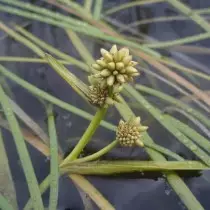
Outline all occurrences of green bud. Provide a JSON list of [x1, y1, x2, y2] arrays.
[[96, 59, 107, 67], [116, 74, 125, 83], [105, 97, 115, 105], [107, 75, 115, 86], [122, 55, 132, 66], [110, 45, 118, 54], [126, 66, 138, 74], [113, 70, 118, 75], [130, 61, 138, 66], [116, 62, 124, 70], [92, 63, 102, 70], [138, 126, 148, 132], [131, 72, 140, 77], [100, 69, 111, 77], [107, 62, 115, 70], [118, 48, 129, 58], [133, 117, 141, 125]]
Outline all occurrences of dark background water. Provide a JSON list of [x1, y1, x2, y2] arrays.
[[0, 0, 210, 209]]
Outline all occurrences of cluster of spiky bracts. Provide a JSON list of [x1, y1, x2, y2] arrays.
[[89, 45, 139, 88], [116, 117, 148, 147], [88, 45, 139, 107]]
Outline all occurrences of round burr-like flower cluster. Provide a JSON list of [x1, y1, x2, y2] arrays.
[[90, 45, 139, 88], [88, 85, 109, 107], [116, 117, 148, 147], [88, 84, 122, 107]]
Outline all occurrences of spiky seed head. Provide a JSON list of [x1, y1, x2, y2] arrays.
[[116, 117, 148, 147], [90, 45, 139, 88]]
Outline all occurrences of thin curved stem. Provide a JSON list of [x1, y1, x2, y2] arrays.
[[136, 140, 184, 161], [61, 107, 108, 165], [61, 140, 118, 168]]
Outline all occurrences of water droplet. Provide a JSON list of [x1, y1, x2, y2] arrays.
[[190, 145, 197, 151], [66, 121, 72, 128], [63, 114, 70, 120], [165, 189, 171, 195]]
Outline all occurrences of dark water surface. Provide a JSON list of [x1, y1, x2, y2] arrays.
[[0, 0, 210, 209]]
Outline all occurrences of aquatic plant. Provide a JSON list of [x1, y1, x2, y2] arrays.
[[0, 0, 210, 210]]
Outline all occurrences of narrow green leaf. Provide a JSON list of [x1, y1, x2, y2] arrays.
[[0, 64, 115, 131], [47, 105, 59, 210], [0, 129, 17, 209], [135, 84, 210, 128], [61, 160, 209, 175], [93, 0, 103, 20], [45, 54, 90, 101], [125, 85, 210, 166], [0, 194, 14, 210], [0, 85, 44, 210]]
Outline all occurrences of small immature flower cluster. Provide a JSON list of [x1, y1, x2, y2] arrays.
[[87, 45, 139, 107], [116, 117, 148, 147]]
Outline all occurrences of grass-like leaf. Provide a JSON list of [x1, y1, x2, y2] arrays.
[[45, 54, 90, 102], [135, 84, 210, 128], [0, 64, 115, 131], [125, 85, 210, 166], [0, 129, 17, 209], [61, 160, 209, 175], [47, 105, 59, 210], [0, 85, 44, 210], [0, 194, 14, 210]]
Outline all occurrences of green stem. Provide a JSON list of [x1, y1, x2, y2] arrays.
[[61, 140, 118, 167], [138, 140, 185, 161], [47, 105, 59, 210], [61, 160, 208, 175], [61, 107, 108, 165], [24, 139, 117, 210]]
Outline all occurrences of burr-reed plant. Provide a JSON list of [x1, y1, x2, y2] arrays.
[[0, 1, 210, 210]]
